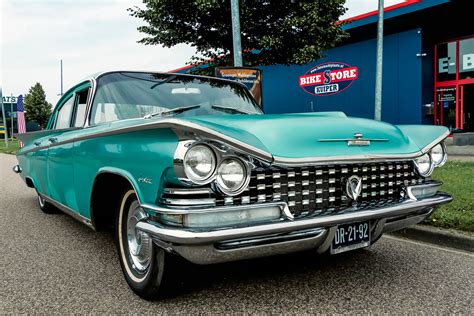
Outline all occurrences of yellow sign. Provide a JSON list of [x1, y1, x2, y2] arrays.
[[215, 67, 263, 107]]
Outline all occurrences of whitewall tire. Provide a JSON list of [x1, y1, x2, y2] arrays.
[[116, 189, 180, 300]]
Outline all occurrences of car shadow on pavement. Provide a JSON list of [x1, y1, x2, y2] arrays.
[[166, 243, 392, 300], [21, 196, 413, 304]]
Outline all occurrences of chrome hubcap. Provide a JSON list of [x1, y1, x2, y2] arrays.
[[126, 201, 152, 273]]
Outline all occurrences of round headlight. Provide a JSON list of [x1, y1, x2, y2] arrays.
[[216, 158, 249, 195], [183, 144, 216, 183], [430, 143, 447, 167], [414, 153, 434, 177]]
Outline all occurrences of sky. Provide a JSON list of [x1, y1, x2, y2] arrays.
[[1, 0, 404, 105]]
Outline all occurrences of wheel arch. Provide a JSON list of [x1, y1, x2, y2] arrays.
[[25, 176, 36, 189], [90, 167, 143, 231]]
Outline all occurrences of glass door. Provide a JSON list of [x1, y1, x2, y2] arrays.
[[436, 86, 457, 130], [461, 84, 474, 131], [434, 36, 474, 131]]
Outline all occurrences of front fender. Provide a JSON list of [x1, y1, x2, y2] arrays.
[[396, 125, 450, 153]]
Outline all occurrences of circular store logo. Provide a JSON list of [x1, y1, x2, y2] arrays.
[[298, 62, 359, 96]]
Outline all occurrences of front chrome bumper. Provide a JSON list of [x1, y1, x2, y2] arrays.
[[137, 184, 452, 264]]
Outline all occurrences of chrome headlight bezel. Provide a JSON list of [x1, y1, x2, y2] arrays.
[[183, 144, 217, 184], [174, 141, 217, 185], [414, 153, 434, 177], [430, 142, 448, 167], [215, 157, 251, 196], [174, 141, 252, 194], [414, 141, 448, 177]]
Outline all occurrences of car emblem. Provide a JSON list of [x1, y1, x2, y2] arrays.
[[138, 177, 153, 184], [347, 133, 370, 146], [318, 132, 389, 146], [345, 175, 362, 201]]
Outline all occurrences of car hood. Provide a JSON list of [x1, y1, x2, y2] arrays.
[[180, 113, 448, 160]]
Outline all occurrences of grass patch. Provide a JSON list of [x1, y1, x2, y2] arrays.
[[0, 139, 19, 155], [426, 161, 474, 233]]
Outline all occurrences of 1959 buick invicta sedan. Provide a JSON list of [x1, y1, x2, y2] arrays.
[[14, 71, 452, 299]]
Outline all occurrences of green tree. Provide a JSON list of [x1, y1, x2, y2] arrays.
[[23, 83, 52, 127], [129, 0, 347, 74]]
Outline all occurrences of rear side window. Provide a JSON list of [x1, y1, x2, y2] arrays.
[[55, 96, 74, 129], [73, 89, 89, 127]]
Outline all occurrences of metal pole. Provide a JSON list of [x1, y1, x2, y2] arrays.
[[374, 0, 384, 121], [60, 59, 63, 95], [10, 94, 14, 139], [0, 87, 8, 147], [230, 0, 243, 67]]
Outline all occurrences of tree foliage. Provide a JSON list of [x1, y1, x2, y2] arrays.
[[129, 0, 347, 73], [23, 83, 52, 127]]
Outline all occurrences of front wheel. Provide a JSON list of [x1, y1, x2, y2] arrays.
[[116, 189, 180, 300]]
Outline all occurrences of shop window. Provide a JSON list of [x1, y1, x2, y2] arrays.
[[437, 42, 457, 82], [459, 38, 474, 80]]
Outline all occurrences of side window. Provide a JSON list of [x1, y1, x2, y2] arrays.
[[73, 89, 89, 127], [55, 97, 74, 129], [92, 103, 119, 124]]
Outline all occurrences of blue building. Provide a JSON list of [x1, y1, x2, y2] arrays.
[[173, 0, 473, 132]]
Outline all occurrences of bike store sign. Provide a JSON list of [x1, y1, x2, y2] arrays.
[[298, 62, 358, 96]]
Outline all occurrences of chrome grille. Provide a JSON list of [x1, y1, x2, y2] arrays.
[[161, 161, 424, 218], [215, 161, 424, 217]]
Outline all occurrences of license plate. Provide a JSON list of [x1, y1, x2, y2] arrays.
[[331, 221, 371, 254]]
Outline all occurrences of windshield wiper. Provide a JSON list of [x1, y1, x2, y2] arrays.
[[211, 105, 250, 114], [149, 75, 177, 90], [143, 105, 200, 119]]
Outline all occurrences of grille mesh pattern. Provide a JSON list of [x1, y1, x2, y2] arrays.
[[214, 161, 424, 217]]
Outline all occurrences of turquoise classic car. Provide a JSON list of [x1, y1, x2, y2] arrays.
[[14, 71, 452, 299]]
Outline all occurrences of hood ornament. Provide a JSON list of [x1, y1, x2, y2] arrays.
[[318, 133, 389, 146]]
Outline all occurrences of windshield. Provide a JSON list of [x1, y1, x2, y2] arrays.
[[90, 72, 262, 124]]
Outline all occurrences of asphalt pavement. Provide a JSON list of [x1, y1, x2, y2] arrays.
[[1, 153, 473, 314]]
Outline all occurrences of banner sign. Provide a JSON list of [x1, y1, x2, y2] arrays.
[[2, 96, 18, 104], [215, 67, 262, 107], [299, 62, 358, 96]]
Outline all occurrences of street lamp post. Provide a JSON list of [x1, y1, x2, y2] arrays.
[[374, 0, 384, 121], [10, 93, 14, 139], [0, 87, 8, 147], [230, 0, 243, 67]]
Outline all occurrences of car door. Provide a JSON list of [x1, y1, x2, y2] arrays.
[[27, 131, 54, 196], [47, 85, 90, 211], [46, 94, 76, 208]]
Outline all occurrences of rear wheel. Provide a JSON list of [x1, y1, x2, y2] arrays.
[[116, 189, 180, 300], [37, 193, 59, 214]]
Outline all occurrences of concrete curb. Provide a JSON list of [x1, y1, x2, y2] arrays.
[[446, 145, 474, 156], [448, 155, 474, 162], [389, 225, 474, 252]]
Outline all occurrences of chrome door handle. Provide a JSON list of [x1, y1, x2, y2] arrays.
[[48, 137, 58, 144], [34, 141, 41, 146]]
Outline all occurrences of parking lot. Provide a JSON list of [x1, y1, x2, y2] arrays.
[[0, 153, 472, 314]]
